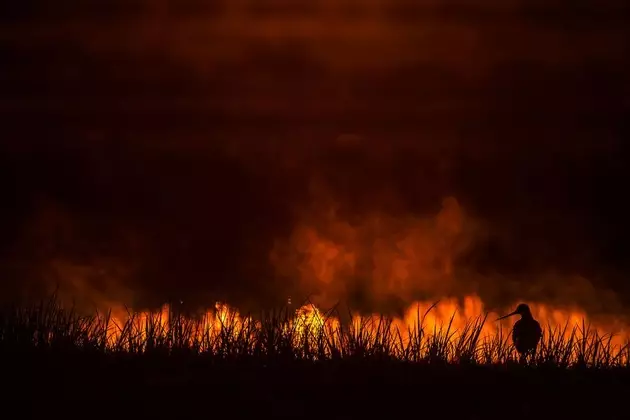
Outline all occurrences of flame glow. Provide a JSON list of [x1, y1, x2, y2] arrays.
[[97, 295, 630, 365], [42, 195, 630, 365]]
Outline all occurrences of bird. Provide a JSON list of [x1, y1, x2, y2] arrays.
[[496, 303, 542, 363]]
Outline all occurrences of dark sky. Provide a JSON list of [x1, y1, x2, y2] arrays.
[[1, 0, 629, 314]]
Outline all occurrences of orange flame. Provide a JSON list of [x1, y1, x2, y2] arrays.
[[98, 296, 629, 363], [48, 197, 630, 364]]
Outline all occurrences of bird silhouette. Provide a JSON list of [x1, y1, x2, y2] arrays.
[[496, 303, 542, 364]]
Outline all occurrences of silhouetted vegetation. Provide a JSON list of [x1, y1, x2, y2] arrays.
[[3, 295, 629, 419], [2, 295, 628, 367]]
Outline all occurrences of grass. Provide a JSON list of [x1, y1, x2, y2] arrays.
[[3, 295, 630, 418], [1, 294, 628, 369]]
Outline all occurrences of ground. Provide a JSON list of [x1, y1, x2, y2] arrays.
[[8, 352, 630, 419]]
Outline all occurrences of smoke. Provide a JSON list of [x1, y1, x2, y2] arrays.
[[0, 133, 628, 317], [1, 1, 629, 315], [270, 194, 477, 314], [266, 142, 627, 317]]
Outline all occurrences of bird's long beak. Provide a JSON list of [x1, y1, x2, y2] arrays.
[[496, 310, 517, 321]]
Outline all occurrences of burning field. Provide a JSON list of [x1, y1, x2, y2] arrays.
[[7, 196, 628, 367], [2, 1, 630, 416], [7, 295, 628, 365]]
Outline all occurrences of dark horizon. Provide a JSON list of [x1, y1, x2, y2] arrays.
[[1, 0, 629, 315]]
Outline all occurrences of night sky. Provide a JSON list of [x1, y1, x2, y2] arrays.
[[1, 1, 629, 314]]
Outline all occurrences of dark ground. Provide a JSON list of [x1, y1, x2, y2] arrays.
[[7, 352, 630, 419]]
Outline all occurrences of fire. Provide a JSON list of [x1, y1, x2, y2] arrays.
[[97, 295, 630, 363], [44, 197, 630, 364], [265, 195, 630, 362]]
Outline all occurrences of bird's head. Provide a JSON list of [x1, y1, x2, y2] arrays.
[[496, 303, 532, 321]]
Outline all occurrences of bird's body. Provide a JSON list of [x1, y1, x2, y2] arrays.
[[497, 303, 543, 363], [512, 317, 542, 356]]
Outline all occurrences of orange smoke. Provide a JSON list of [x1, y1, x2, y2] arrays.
[[270, 196, 476, 308], [38, 194, 630, 364]]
